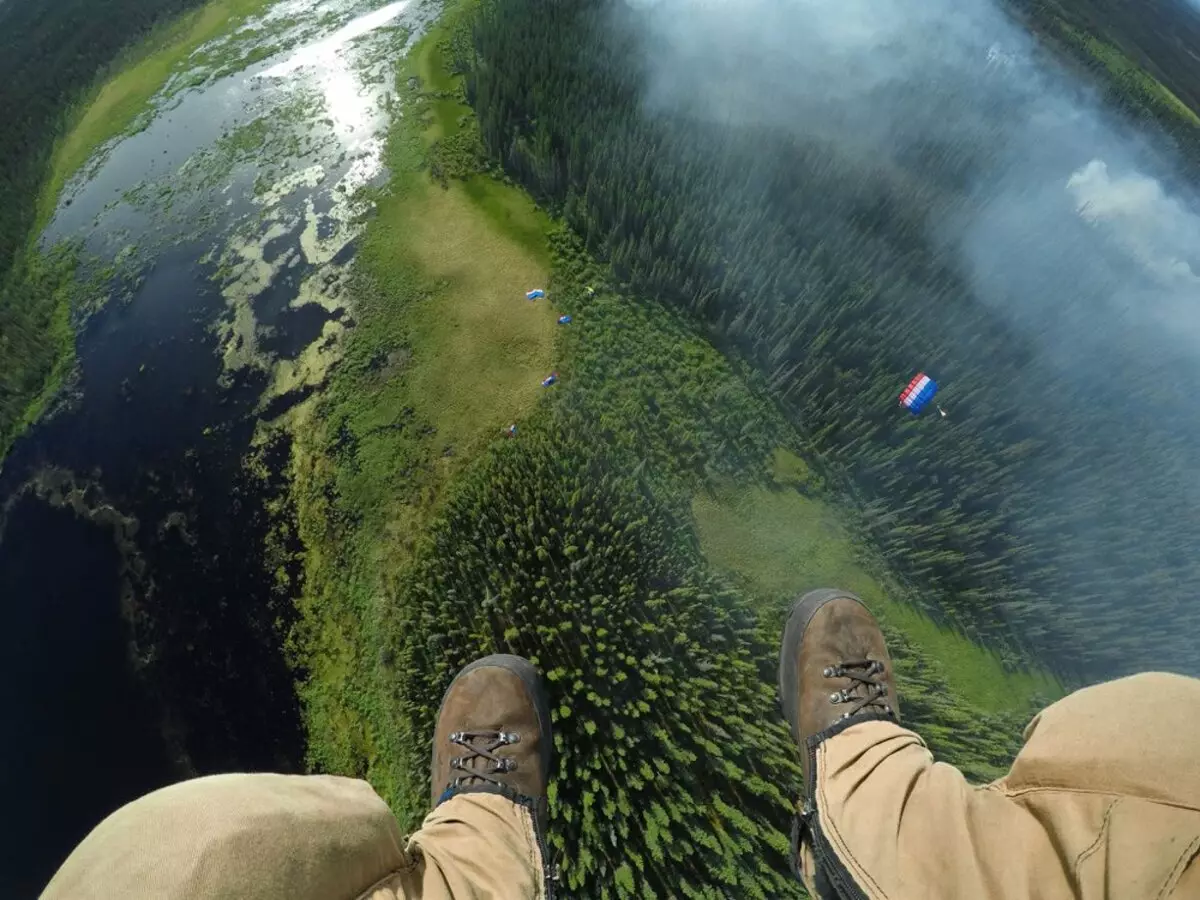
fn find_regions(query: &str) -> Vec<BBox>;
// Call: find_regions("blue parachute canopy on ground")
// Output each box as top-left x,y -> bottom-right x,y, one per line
557,315 -> 572,325
541,372 -> 559,387
526,289 -> 545,301
899,373 -> 938,414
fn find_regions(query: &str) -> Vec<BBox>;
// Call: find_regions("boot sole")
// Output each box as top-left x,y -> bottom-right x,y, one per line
778,588 -> 869,741
436,653 -> 554,786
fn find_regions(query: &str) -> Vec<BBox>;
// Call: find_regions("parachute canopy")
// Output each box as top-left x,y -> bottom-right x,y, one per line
542,372 -> 559,387
526,289 -> 545,301
557,314 -> 572,325
899,373 -> 938,414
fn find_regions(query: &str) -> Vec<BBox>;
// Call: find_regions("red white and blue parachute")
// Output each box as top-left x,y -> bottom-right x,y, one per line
899,373 -> 938,414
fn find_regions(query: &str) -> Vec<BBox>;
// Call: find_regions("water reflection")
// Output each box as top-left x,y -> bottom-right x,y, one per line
258,0 -> 410,186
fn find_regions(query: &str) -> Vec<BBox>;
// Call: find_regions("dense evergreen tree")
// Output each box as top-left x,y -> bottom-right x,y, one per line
458,0 -> 1200,681
371,409 -> 1034,895
0,247 -> 82,454
382,420 -> 805,898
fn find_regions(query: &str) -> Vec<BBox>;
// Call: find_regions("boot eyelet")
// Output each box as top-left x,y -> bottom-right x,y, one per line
822,666 -> 835,678
501,731 -> 520,744
829,692 -> 842,704
450,731 -> 463,742
450,756 -> 461,767
498,758 -> 517,773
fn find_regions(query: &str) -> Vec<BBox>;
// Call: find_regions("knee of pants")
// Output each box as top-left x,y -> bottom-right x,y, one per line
1010,673 -> 1200,807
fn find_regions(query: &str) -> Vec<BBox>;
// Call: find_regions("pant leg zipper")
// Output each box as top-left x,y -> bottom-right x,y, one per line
805,742 -> 869,900
520,795 -> 559,899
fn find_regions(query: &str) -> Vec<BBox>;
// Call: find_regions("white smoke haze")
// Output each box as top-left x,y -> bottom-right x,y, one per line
625,0 -> 1045,153
624,0 -> 1200,343
1068,160 -> 1200,291
616,0 -> 1200,650
620,0 -> 1200,420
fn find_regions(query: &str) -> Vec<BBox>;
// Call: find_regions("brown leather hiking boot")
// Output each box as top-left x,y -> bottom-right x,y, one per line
779,590 -> 900,898
779,589 -> 900,791
430,654 -> 553,830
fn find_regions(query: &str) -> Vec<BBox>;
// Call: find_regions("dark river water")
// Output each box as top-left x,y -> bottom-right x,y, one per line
0,498 -> 173,897
0,1 -> 428,893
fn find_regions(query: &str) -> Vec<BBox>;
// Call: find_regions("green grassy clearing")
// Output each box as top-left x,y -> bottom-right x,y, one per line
394,180 -> 556,456
351,15 -> 557,525
694,477 -> 1062,714
462,176 -> 553,265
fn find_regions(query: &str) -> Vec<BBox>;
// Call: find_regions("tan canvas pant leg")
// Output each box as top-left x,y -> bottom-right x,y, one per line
366,793 -> 547,900
42,774 -> 544,900
801,672 -> 1200,900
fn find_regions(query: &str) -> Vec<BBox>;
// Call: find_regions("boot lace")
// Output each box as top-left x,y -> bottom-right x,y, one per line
823,659 -> 893,719
448,730 -> 520,788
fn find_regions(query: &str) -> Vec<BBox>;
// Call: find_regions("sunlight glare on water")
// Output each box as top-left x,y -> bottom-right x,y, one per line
257,0 -> 410,186
259,0 -> 410,79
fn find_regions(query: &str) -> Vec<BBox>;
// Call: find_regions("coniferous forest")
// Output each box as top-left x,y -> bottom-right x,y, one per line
390,418 -> 805,897
358,227 -> 1041,897
456,0 -> 1200,683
